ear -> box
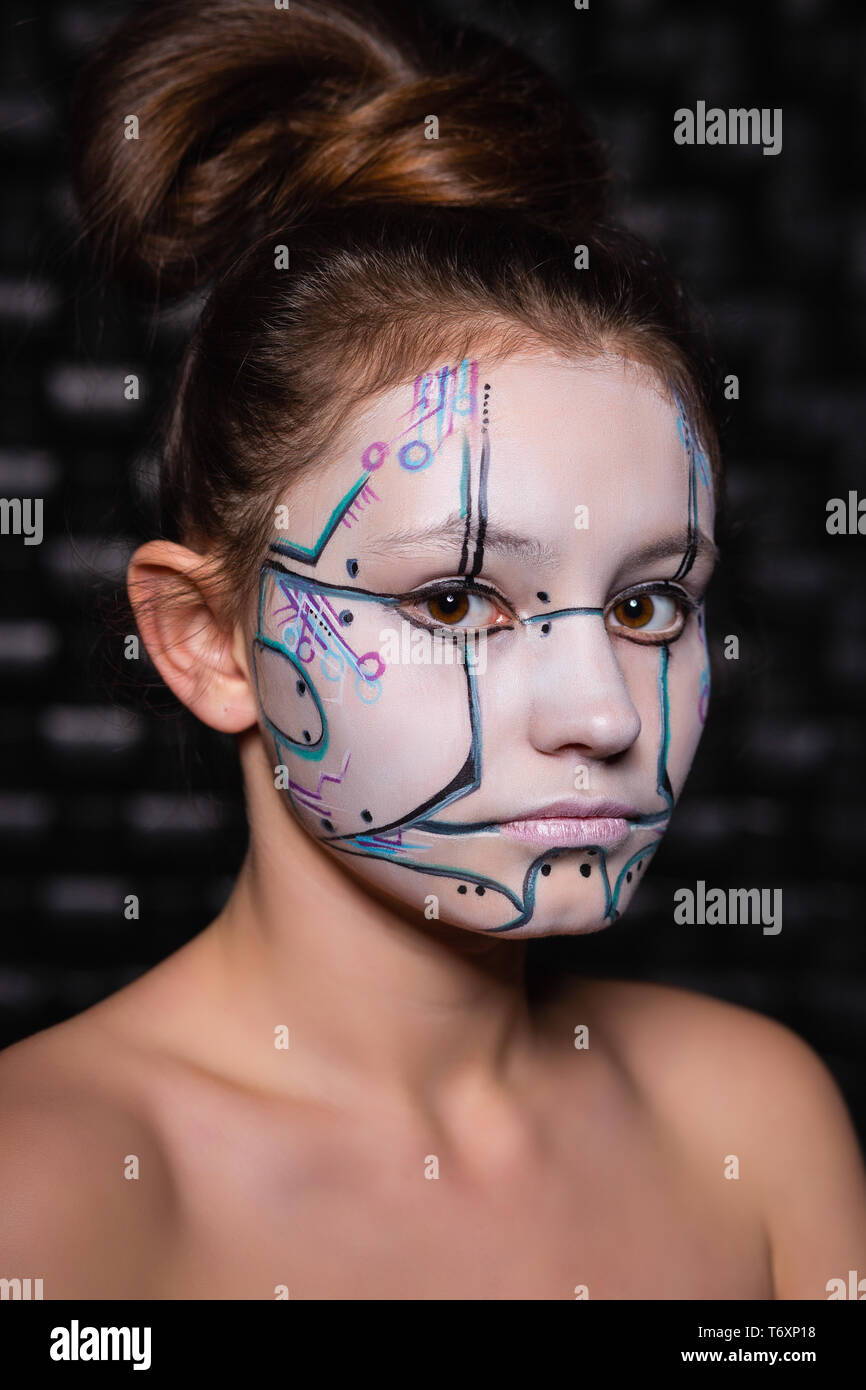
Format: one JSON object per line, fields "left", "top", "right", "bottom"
{"left": 127, "top": 540, "right": 258, "bottom": 734}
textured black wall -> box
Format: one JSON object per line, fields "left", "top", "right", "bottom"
{"left": 1, "top": 0, "right": 864, "bottom": 1143}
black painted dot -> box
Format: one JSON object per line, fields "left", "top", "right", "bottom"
{"left": 302, "top": 730, "right": 311, "bottom": 743}
{"left": 475, "top": 885, "right": 485, "bottom": 896}
{"left": 626, "top": 871, "right": 633, "bottom": 883}
{"left": 361, "top": 809, "right": 372, "bottom": 822}
{"left": 296, "top": 679, "right": 306, "bottom": 695}
{"left": 637, "top": 860, "right": 643, "bottom": 870}
{"left": 541, "top": 622, "right": 551, "bottom": 635}
{"left": 580, "top": 864, "right": 591, "bottom": 878}
{"left": 457, "top": 885, "right": 467, "bottom": 894}
{"left": 321, "top": 818, "right": 333, "bottom": 830}
{"left": 346, "top": 559, "right": 359, "bottom": 577}
{"left": 537, "top": 591, "right": 550, "bottom": 602}
{"left": 339, "top": 609, "right": 354, "bottom": 625}
{"left": 587, "top": 849, "right": 597, "bottom": 856}
{"left": 541, "top": 863, "right": 551, "bottom": 876}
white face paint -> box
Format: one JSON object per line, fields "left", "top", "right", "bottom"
{"left": 252, "top": 352, "right": 716, "bottom": 937}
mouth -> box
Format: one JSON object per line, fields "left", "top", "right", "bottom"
{"left": 496, "top": 799, "right": 637, "bottom": 849}
{"left": 498, "top": 817, "right": 631, "bottom": 848}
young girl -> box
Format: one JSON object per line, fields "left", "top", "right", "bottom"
{"left": 1, "top": 0, "right": 864, "bottom": 1299}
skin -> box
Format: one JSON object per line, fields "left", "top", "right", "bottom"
{"left": 253, "top": 352, "right": 714, "bottom": 935}
{"left": 1, "top": 348, "right": 865, "bottom": 1300}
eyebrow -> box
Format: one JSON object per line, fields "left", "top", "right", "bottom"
{"left": 365, "top": 514, "right": 718, "bottom": 575}
{"left": 365, "top": 513, "right": 559, "bottom": 567}
{"left": 614, "top": 531, "right": 720, "bottom": 575}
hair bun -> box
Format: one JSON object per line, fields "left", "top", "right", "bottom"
{"left": 69, "top": 0, "right": 610, "bottom": 297}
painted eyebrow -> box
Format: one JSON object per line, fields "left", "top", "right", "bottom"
{"left": 364, "top": 515, "right": 718, "bottom": 576}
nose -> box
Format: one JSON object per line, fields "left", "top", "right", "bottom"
{"left": 524, "top": 612, "right": 642, "bottom": 759}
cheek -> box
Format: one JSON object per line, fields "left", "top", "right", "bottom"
{"left": 307, "top": 652, "right": 473, "bottom": 838}
{"left": 659, "top": 624, "right": 709, "bottom": 797}
{"left": 601, "top": 630, "right": 705, "bottom": 803}
{"left": 254, "top": 569, "right": 478, "bottom": 842}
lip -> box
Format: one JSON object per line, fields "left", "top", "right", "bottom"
{"left": 497, "top": 799, "right": 638, "bottom": 850}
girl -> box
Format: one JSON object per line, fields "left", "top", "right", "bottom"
{"left": 1, "top": 0, "right": 864, "bottom": 1299}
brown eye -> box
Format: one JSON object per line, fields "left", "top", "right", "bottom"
{"left": 613, "top": 595, "right": 655, "bottom": 629}
{"left": 401, "top": 586, "right": 509, "bottom": 633}
{"left": 426, "top": 590, "right": 470, "bottom": 625}
{"left": 607, "top": 591, "right": 685, "bottom": 643}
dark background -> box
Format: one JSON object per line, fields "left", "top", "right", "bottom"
{"left": 1, "top": 0, "right": 864, "bottom": 1144}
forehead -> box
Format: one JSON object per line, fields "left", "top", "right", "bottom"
{"left": 281, "top": 352, "right": 714, "bottom": 574}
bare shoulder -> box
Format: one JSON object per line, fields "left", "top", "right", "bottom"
{"left": 549, "top": 974, "right": 866, "bottom": 1299}
{"left": 0, "top": 1011, "right": 178, "bottom": 1298}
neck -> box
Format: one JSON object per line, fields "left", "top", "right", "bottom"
{"left": 206, "top": 734, "right": 539, "bottom": 1117}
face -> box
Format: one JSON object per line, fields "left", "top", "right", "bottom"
{"left": 251, "top": 351, "right": 716, "bottom": 937}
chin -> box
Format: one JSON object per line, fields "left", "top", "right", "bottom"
{"left": 334, "top": 835, "right": 652, "bottom": 937}
{"left": 445, "top": 903, "right": 629, "bottom": 940}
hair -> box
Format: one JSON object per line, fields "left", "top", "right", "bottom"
{"left": 69, "top": 0, "right": 722, "bottom": 628}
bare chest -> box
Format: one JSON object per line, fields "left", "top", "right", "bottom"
{"left": 156, "top": 1105, "right": 773, "bottom": 1299}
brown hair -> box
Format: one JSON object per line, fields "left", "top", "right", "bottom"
{"left": 69, "top": 0, "right": 721, "bottom": 625}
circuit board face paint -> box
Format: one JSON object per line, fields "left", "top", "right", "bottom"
{"left": 253, "top": 353, "right": 716, "bottom": 936}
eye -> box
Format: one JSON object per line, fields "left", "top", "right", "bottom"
{"left": 606, "top": 588, "right": 689, "bottom": 644}
{"left": 400, "top": 584, "right": 512, "bottom": 633}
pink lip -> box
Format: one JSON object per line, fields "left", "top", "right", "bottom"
{"left": 498, "top": 817, "right": 631, "bottom": 848}
{"left": 497, "top": 799, "right": 637, "bottom": 849}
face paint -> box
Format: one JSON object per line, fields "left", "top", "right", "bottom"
{"left": 252, "top": 353, "right": 717, "bottom": 937}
